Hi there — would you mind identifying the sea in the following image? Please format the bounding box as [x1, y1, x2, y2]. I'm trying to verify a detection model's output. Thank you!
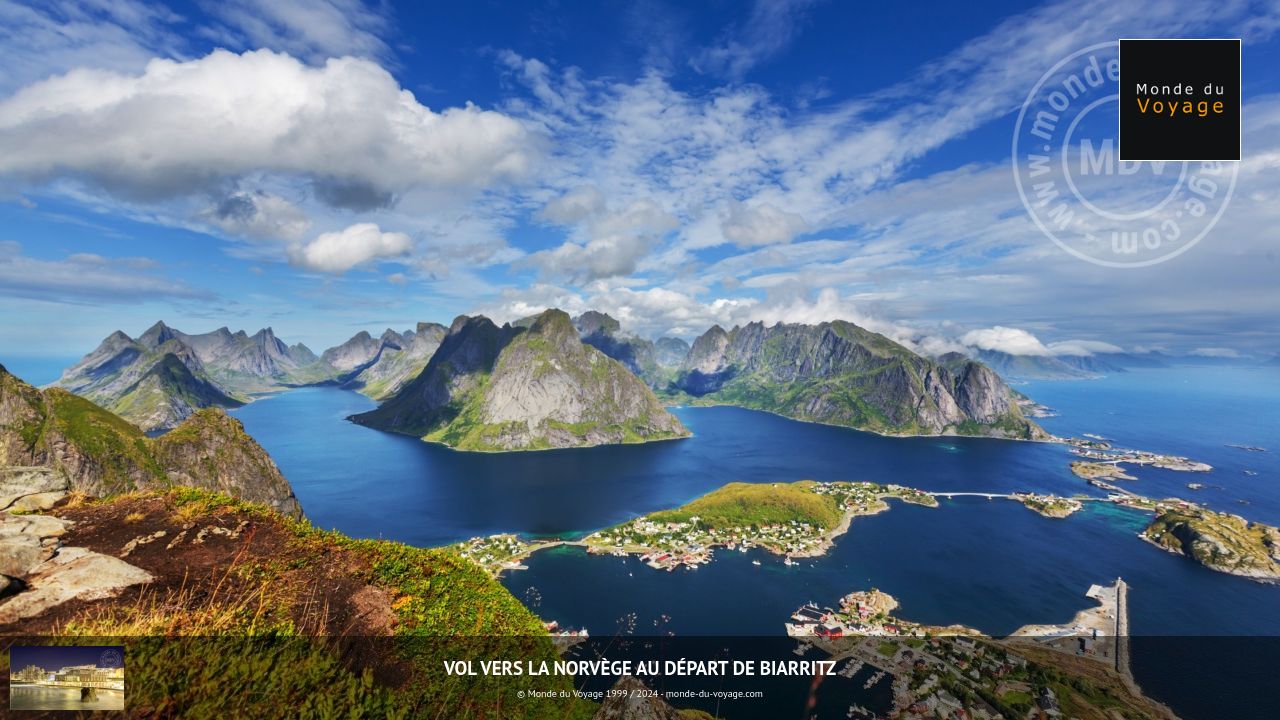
[4, 355, 1278, 719]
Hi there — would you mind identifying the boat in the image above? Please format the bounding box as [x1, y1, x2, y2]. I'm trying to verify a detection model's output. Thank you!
[752, 560, 761, 566]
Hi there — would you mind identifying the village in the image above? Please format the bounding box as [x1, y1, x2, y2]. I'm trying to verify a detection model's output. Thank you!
[782, 582, 1141, 719]
[584, 481, 941, 571]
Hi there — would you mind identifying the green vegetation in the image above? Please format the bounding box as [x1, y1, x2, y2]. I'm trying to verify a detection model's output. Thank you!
[1144, 506, 1280, 579]
[647, 481, 843, 530]
[50, 488, 593, 720]
[45, 388, 168, 493]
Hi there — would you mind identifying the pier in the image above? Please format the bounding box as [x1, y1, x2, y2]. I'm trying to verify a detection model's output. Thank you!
[1115, 577, 1130, 678]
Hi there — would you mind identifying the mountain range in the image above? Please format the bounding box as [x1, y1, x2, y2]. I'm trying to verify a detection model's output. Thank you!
[50, 310, 1058, 447]
[323, 322, 448, 400]
[670, 322, 1045, 439]
[51, 322, 335, 432]
[351, 309, 689, 451]
[572, 311, 688, 388]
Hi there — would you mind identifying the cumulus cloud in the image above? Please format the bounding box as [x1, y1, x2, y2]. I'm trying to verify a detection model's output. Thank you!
[539, 186, 606, 224]
[526, 199, 677, 282]
[0, 49, 537, 206]
[288, 223, 412, 273]
[960, 326, 1052, 356]
[720, 202, 810, 247]
[203, 191, 311, 241]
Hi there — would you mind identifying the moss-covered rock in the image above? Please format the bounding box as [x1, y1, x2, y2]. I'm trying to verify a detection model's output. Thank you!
[1144, 506, 1280, 581]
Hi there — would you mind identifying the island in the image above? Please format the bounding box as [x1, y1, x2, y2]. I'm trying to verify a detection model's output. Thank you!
[582, 481, 937, 569]
[1143, 506, 1280, 582]
[1014, 493, 1084, 518]
[1069, 461, 1136, 481]
[351, 310, 689, 451]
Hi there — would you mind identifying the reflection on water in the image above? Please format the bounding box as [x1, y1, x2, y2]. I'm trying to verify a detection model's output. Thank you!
[9, 684, 126, 710]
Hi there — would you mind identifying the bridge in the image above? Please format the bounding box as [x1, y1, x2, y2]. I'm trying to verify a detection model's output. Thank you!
[931, 492, 1017, 500]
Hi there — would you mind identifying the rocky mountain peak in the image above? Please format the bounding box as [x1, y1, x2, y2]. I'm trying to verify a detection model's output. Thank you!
[138, 321, 178, 349]
[574, 310, 621, 337]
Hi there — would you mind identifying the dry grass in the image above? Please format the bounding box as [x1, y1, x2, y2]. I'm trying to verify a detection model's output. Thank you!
[123, 511, 146, 524]
[56, 548, 326, 638]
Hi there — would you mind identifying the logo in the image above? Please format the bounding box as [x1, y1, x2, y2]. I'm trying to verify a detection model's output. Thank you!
[99, 648, 123, 668]
[1013, 42, 1237, 268]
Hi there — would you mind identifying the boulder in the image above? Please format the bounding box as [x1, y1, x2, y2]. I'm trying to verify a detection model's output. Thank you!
[0, 546, 153, 624]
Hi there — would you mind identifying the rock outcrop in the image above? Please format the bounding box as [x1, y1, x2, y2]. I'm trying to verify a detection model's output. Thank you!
[1, 365, 302, 518]
[1144, 507, 1280, 582]
[593, 676, 683, 720]
[673, 321, 1043, 439]
[353, 310, 689, 451]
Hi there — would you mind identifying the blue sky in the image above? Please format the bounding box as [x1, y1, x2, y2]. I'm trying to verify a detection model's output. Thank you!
[1, 0, 1279, 362]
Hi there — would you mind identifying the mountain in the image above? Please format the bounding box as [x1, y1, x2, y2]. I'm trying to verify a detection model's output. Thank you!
[352, 309, 689, 451]
[671, 322, 1044, 439]
[572, 311, 688, 389]
[974, 349, 1103, 381]
[320, 330, 383, 371]
[172, 325, 336, 392]
[326, 323, 449, 400]
[52, 322, 338, 431]
[1, 365, 301, 517]
[654, 336, 691, 367]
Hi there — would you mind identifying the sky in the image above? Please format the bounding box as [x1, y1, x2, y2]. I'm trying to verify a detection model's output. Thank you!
[1, 0, 1278, 362]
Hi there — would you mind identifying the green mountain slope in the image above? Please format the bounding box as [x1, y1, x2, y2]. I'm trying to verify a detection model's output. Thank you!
[1, 365, 300, 516]
[52, 322, 339, 432]
[353, 309, 689, 451]
[672, 321, 1044, 439]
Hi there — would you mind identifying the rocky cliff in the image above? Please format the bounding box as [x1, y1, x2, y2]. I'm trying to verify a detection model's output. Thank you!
[327, 322, 448, 400]
[1144, 507, 1280, 582]
[673, 321, 1043, 439]
[1, 365, 301, 518]
[573, 311, 686, 389]
[353, 310, 689, 451]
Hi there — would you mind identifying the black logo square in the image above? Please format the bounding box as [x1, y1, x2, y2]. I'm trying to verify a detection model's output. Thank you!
[1119, 39, 1240, 161]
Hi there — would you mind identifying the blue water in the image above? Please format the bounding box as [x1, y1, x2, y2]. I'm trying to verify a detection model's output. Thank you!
[0, 355, 78, 387]
[227, 367, 1280, 719]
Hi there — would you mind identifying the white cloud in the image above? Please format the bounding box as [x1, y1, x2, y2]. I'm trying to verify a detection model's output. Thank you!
[288, 223, 412, 273]
[526, 199, 677, 282]
[720, 202, 810, 247]
[199, 0, 394, 65]
[539, 186, 606, 224]
[691, 0, 821, 78]
[203, 191, 311, 241]
[960, 326, 1052, 356]
[0, 241, 208, 303]
[1046, 339, 1125, 357]
[0, 49, 537, 206]
[1189, 347, 1242, 358]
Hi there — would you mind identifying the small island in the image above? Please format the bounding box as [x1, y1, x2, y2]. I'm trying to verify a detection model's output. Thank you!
[582, 481, 938, 569]
[1070, 461, 1136, 481]
[1014, 493, 1083, 518]
[1143, 506, 1280, 582]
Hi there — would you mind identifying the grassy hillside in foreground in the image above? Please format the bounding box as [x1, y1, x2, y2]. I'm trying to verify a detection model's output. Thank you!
[646, 480, 844, 530]
[3, 488, 593, 720]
